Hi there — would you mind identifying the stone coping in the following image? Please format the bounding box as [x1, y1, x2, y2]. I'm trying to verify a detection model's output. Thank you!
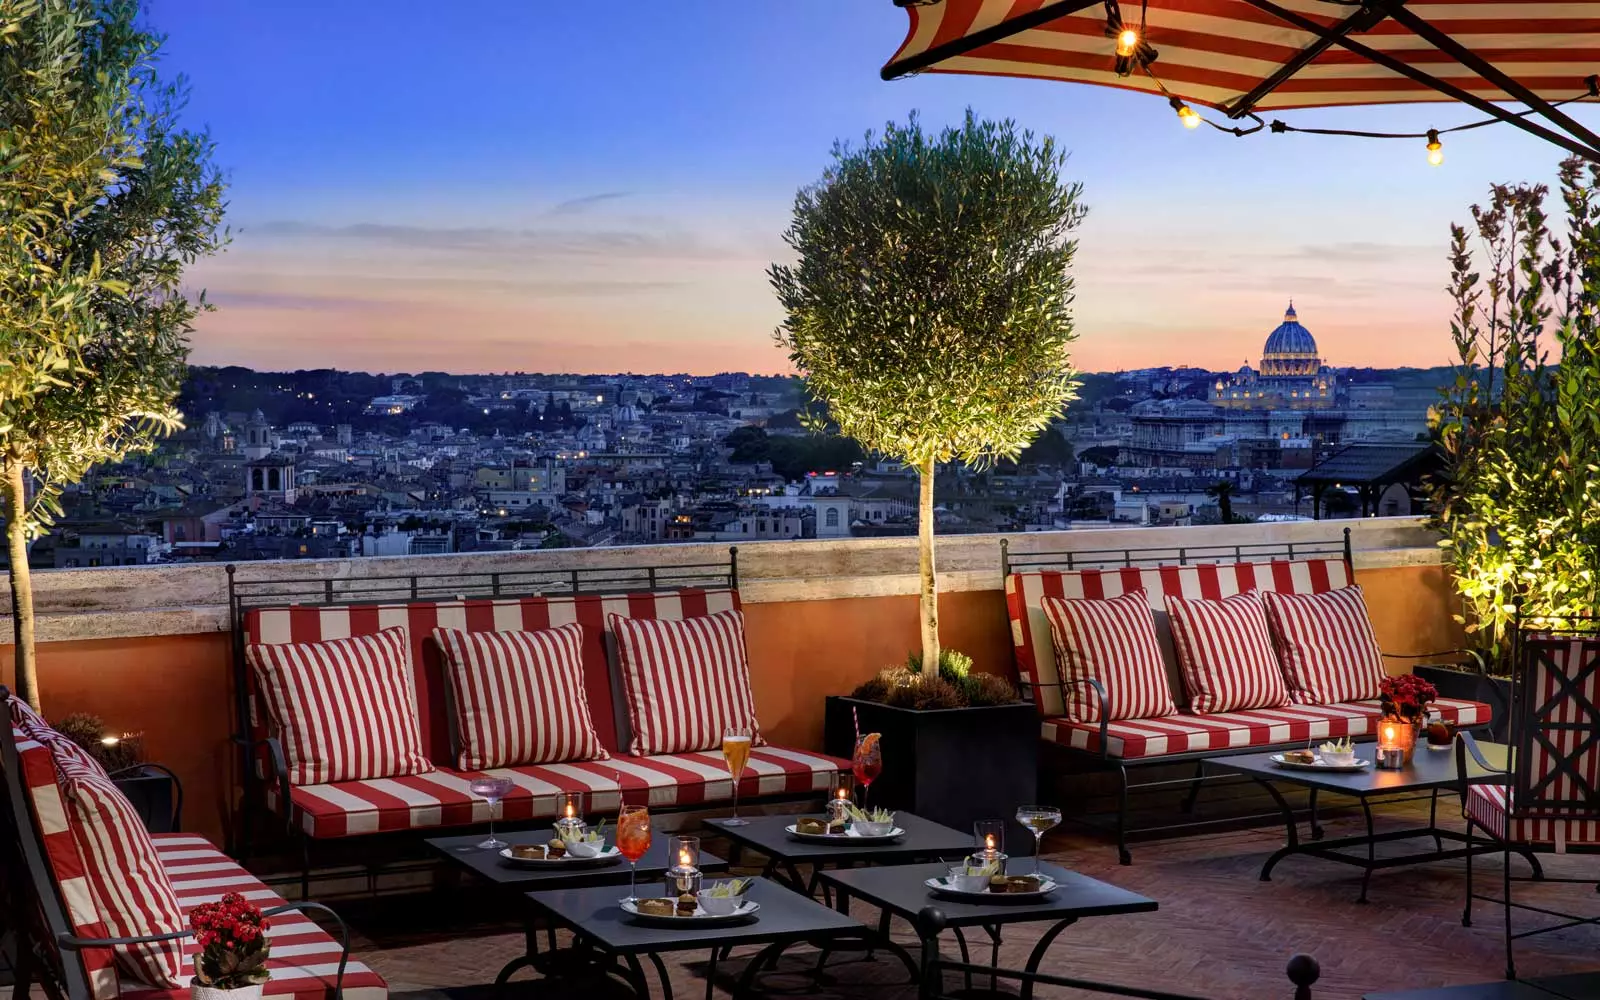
[0, 517, 1445, 643]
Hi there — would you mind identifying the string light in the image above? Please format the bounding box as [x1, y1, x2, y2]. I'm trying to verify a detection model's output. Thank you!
[1426, 129, 1444, 166]
[1116, 27, 1139, 57]
[1170, 96, 1201, 129]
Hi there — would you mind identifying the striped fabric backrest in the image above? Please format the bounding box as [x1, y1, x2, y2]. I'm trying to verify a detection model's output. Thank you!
[243, 588, 741, 761]
[4, 728, 120, 999]
[1005, 559, 1351, 716]
[1513, 632, 1600, 820]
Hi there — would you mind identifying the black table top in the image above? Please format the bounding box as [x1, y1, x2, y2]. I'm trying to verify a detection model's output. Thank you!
[1207, 741, 1509, 795]
[522, 877, 864, 955]
[1364, 976, 1600, 1000]
[706, 812, 975, 863]
[816, 861, 1157, 930]
[425, 828, 727, 889]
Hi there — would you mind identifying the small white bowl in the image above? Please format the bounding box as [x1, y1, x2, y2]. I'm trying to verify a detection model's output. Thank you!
[945, 869, 991, 893]
[1320, 749, 1357, 767]
[565, 838, 605, 859]
[851, 820, 894, 837]
[697, 890, 744, 916]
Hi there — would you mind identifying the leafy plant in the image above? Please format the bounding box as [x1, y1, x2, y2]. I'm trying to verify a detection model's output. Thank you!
[851, 662, 1017, 709]
[1428, 162, 1600, 670]
[190, 892, 270, 989]
[772, 110, 1084, 670]
[53, 713, 139, 771]
[0, 0, 228, 710]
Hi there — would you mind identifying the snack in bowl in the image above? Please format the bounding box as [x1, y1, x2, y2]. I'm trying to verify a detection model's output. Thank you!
[847, 804, 896, 837]
[633, 898, 676, 918]
[795, 817, 831, 836]
[1318, 738, 1358, 767]
[946, 865, 992, 893]
[1282, 749, 1316, 765]
[697, 878, 751, 916]
[564, 819, 607, 858]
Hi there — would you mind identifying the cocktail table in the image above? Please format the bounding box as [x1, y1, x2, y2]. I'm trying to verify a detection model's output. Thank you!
[522, 876, 868, 999]
[425, 828, 729, 986]
[707, 811, 973, 897]
[817, 860, 1157, 1000]
[1205, 741, 1543, 902]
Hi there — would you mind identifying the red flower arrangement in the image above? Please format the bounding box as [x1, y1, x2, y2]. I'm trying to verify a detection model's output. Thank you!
[190, 892, 271, 990]
[1379, 674, 1438, 725]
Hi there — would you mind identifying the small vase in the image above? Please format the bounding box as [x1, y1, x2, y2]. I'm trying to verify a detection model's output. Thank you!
[191, 983, 264, 1000]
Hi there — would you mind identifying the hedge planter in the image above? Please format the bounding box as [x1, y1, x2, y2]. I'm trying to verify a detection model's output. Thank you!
[111, 765, 179, 834]
[1413, 664, 1512, 742]
[824, 695, 1039, 850]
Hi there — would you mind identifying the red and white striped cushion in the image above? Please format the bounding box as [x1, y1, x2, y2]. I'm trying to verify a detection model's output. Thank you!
[1466, 784, 1600, 851]
[1262, 586, 1386, 705]
[1167, 591, 1290, 714]
[433, 624, 609, 769]
[52, 753, 187, 989]
[1041, 590, 1176, 723]
[609, 609, 763, 755]
[7, 698, 110, 778]
[246, 626, 434, 786]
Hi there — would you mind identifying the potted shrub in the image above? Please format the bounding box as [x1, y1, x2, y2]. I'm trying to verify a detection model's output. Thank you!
[189, 892, 271, 1000]
[773, 112, 1083, 835]
[55, 713, 178, 832]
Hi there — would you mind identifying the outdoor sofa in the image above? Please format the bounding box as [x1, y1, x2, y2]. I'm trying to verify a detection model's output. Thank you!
[1002, 530, 1492, 863]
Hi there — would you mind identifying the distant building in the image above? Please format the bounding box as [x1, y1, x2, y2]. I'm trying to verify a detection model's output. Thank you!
[1211, 304, 1341, 410]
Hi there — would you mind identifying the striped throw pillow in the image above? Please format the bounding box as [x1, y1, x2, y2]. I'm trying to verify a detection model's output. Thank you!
[247, 626, 434, 785]
[1167, 591, 1290, 714]
[610, 610, 763, 755]
[433, 624, 610, 769]
[1262, 586, 1386, 705]
[6, 697, 110, 778]
[1041, 590, 1177, 723]
[52, 754, 187, 989]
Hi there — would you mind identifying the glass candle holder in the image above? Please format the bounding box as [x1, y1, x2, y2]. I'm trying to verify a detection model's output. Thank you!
[553, 790, 587, 841]
[827, 771, 854, 826]
[665, 835, 703, 896]
[973, 820, 1008, 864]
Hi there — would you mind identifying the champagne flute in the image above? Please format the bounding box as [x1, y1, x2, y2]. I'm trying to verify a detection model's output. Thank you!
[616, 804, 652, 902]
[721, 726, 753, 827]
[1015, 805, 1062, 875]
[470, 776, 515, 850]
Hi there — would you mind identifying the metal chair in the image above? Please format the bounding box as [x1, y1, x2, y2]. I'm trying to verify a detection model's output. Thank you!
[1458, 622, 1600, 980]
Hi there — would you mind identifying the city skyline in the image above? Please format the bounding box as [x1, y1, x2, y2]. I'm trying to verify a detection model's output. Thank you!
[156, 1, 1596, 375]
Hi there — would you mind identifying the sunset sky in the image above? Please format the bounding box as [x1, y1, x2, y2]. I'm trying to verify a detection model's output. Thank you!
[155, 1, 1597, 376]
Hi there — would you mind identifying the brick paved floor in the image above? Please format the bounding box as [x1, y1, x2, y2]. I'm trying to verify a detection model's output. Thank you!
[328, 799, 1599, 1000]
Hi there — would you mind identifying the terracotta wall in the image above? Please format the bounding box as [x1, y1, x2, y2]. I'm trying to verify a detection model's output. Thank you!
[2, 561, 1462, 847]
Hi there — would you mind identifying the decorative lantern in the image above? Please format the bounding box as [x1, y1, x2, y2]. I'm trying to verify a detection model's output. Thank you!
[1376, 719, 1414, 769]
[554, 791, 587, 842]
[971, 820, 1009, 874]
[827, 771, 854, 828]
[665, 835, 702, 896]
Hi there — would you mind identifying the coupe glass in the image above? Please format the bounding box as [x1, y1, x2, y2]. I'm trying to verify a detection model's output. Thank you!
[616, 804, 652, 901]
[851, 733, 882, 809]
[721, 726, 753, 827]
[1015, 805, 1062, 874]
[469, 776, 515, 850]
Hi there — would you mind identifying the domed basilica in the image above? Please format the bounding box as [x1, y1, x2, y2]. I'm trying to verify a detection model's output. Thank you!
[1210, 304, 1339, 410]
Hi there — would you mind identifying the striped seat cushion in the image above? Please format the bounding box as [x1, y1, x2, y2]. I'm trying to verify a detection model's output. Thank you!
[1007, 558, 1351, 716]
[266, 745, 847, 838]
[122, 834, 388, 1000]
[1262, 586, 1387, 705]
[1167, 591, 1290, 714]
[247, 626, 434, 785]
[610, 609, 764, 755]
[1466, 784, 1600, 851]
[1041, 590, 1176, 722]
[8, 698, 111, 778]
[433, 624, 609, 769]
[1040, 696, 1492, 759]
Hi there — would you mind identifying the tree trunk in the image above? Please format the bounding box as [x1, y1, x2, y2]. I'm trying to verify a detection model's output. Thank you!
[1219, 491, 1233, 524]
[917, 457, 940, 671]
[3, 460, 39, 711]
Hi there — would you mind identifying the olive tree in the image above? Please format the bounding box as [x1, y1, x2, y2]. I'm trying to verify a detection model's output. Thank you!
[1, 0, 226, 709]
[771, 111, 1083, 669]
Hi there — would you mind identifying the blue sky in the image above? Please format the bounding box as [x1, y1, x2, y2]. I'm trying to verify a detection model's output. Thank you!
[156, 1, 1597, 374]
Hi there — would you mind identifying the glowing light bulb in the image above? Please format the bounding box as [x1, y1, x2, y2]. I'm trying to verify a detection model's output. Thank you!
[1426, 129, 1443, 167]
[1116, 27, 1139, 57]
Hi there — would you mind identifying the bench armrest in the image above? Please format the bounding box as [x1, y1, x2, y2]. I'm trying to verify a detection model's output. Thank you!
[234, 735, 294, 832]
[1383, 648, 1489, 675]
[1456, 730, 1509, 782]
[1054, 677, 1111, 756]
[106, 763, 183, 832]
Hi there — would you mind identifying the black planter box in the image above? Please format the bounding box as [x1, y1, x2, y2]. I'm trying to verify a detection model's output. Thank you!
[824, 695, 1039, 852]
[111, 766, 177, 834]
[1414, 663, 1512, 742]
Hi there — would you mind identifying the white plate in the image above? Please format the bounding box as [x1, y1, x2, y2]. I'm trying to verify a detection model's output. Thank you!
[1269, 753, 1372, 773]
[499, 845, 622, 867]
[925, 875, 1058, 902]
[784, 824, 905, 845]
[620, 898, 760, 926]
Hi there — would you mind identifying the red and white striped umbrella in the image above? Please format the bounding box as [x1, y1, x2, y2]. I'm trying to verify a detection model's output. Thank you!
[883, 0, 1600, 157]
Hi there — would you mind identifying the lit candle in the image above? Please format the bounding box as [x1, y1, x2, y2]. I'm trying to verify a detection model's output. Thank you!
[565, 802, 575, 819]
[678, 848, 692, 868]
[1379, 722, 1399, 749]
[837, 787, 848, 800]
[985, 834, 995, 852]
[100, 736, 119, 747]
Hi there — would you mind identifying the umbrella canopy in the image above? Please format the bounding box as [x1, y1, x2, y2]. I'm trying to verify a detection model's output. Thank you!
[883, 0, 1600, 158]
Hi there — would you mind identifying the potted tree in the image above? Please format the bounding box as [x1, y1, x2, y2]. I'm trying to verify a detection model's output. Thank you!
[1426, 164, 1600, 740]
[771, 111, 1085, 833]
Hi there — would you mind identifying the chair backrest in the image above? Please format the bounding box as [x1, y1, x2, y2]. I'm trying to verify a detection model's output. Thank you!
[1005, 559, 1351, 716]
[240, 587, 741, 764]
[0, 688, 111, 1000]
[1510, 627, 1600, 821]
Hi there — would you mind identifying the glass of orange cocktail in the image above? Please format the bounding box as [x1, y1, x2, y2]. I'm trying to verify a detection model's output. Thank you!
[721, 726, 753, 827]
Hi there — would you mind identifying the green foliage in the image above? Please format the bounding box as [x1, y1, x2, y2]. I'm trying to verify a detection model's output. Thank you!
[905, 647, 973, 681]
[1076, 445, 1119, 467]
[1428, 163, 1600, 669]
[770, 110, 1084, 470]
[720, 425, 865, 481]
[53, 712, 139, 770]
[856, 650, 1018, 708]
